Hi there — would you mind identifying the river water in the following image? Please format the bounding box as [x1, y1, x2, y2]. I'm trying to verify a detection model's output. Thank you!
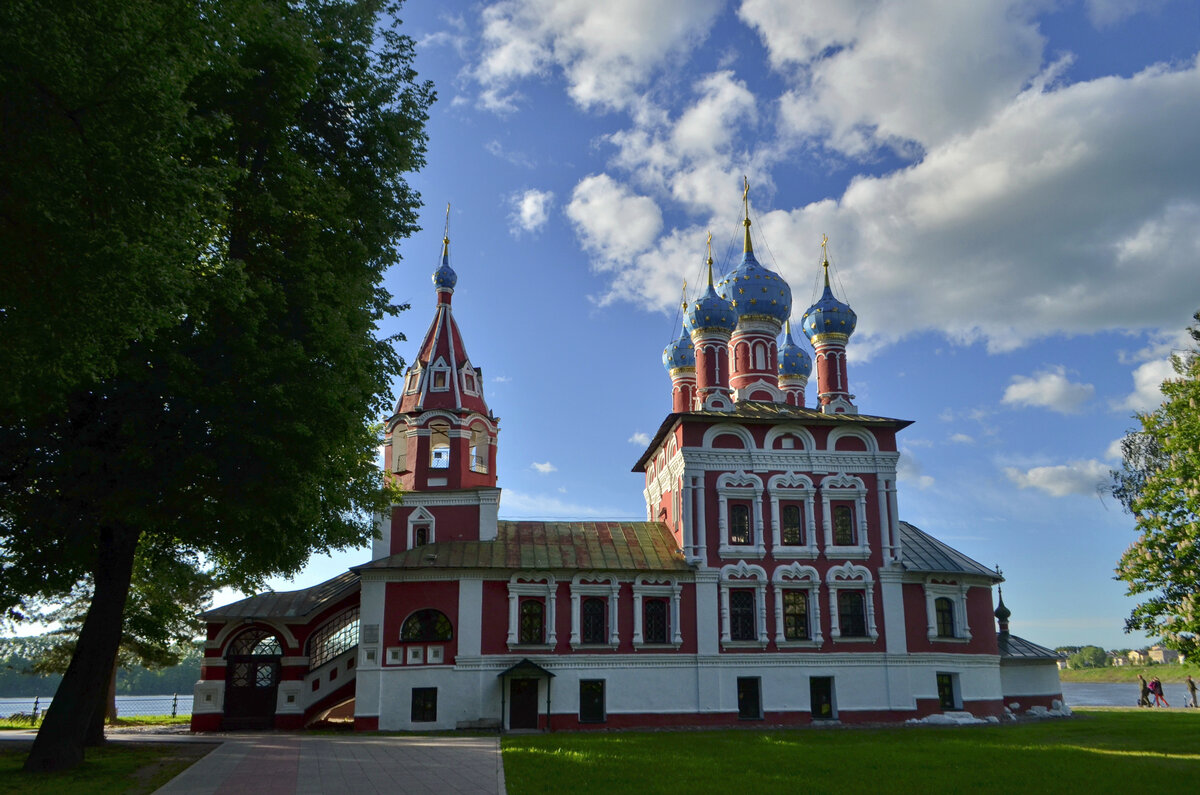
[0, 694, 192, 719]
[1061, 681, 1194, 707]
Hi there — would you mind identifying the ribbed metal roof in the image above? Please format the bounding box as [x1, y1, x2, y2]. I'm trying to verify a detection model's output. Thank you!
[998, 633, 1063, 661]
[358, 521, 691, 573]
[899, 522, 1001, 580]
[633, 403, 912, 472]
[201, 571, 359, 621]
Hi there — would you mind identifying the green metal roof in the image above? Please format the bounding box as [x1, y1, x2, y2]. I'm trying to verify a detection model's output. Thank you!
[357, 521, 691, 573]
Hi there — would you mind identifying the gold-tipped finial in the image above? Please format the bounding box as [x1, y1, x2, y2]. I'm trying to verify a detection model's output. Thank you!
[440, 202, 451, 260]
[820, 233, 830, 286]
[785, 318, 792, 337]
[680, 279, 688, 312]
[705, 231, 715, 286]
[742, 176, 753, 253]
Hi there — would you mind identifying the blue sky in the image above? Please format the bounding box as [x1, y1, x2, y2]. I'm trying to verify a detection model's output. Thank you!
[235, 0, 1200, 652]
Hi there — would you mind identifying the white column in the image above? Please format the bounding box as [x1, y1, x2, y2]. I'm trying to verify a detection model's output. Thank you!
[671, 584, 683, 645]
[569, 590, 581, 646]
[546, 586, 558, 646]
[506, 589, 519, 646]
[632, 589, 644, 644]
[877, 479, 892, 561]
[719, 584, 731, 643]
[696, 480, 708, 566]
[683, 479, 695, 560]
[887, 482, 901, 561]
[773, 585, 785, 644]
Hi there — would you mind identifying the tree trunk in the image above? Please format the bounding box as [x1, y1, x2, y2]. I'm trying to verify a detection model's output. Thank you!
[24, 525, 139, 772]
[84, 659, 118, 747]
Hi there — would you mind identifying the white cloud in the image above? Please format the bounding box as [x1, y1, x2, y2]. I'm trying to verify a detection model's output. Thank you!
[485, 140, 535, 168]
[1002, 367, 1095, 414]
[949, 433, 974, 444]
[897, 449, 934, 489]
[1117, 357, 1174, 412]
[1104, 437, 1125, 462]
[500, 489, 627, 518]
[493, 375, 512, 383]
[1085, 0, 1169, 28]
[473, 0, 723, 112]
[628, 431, 651, 446]
[1004, 460, 1111, 497]
[531, 461, 557, 474]
[509, 188, 554, 236]
[566, 174, 663, 265]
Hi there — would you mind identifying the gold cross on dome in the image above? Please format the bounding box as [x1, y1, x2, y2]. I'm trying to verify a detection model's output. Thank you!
[821, 233, 828, 256]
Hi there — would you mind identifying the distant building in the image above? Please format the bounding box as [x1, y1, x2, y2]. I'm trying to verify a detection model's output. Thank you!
[1128, 649, 1149, 665]
[191, 194, 1063, 732]
[1149, 645, 1180, 664]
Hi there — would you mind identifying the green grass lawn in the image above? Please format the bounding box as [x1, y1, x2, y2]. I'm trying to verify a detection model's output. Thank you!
[0, 742, 213, 795]
[502, 708, 1200, 795]
[0, 714, 189, 731]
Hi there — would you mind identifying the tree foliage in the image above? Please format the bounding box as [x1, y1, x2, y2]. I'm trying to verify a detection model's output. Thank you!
[1067, 645, 1109, 669]
[1, 0, 431, 771]
[1112, 311, 1200, 659]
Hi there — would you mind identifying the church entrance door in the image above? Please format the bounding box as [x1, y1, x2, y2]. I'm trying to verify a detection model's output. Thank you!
[223, 629, 283, 730]
[509, 679, 539, 729]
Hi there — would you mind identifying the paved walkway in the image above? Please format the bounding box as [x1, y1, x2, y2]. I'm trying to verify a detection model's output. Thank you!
[0, 730, 506, 795]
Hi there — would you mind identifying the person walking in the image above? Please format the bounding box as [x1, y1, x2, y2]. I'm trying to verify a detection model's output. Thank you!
[1186, 675, 1198, 708]
[1138, 674, 1151, 707]
[1150, 676, 1169, 707]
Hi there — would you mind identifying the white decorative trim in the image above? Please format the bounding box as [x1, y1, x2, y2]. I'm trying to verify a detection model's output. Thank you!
[827, 562, 878, 641]
[719, 562, 768, 648]
[826, 426, 879, 453]
[762, 425, 817, 451]
[701, 423, 756, 450]
[924, 578, 973, 641]
[569, 573, 620, 650]
[716, 470, 766, 558]
[820, 473, 871, 557]
[767, 472, 818, 557]
[507, 573, 557, 650]
[212, 620, 298, 653]
[772, 563, 823, 645]
[407, 506, 435, 548]
[632, 576, 683, 649]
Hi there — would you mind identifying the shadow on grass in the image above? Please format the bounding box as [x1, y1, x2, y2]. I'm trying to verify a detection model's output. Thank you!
[502, 709, 1200, 795]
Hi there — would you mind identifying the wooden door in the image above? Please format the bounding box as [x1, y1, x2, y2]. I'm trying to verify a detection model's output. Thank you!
[509, 678, 539, 729]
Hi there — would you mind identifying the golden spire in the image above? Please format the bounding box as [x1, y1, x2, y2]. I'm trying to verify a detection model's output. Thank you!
[706, 231, 715, 287]
[441, 202, 451, 261]
[742, 176, 753, 253]
[785, 318, 792, 337]
[680, 279, 688, 312]
[821, 233, 830, 287]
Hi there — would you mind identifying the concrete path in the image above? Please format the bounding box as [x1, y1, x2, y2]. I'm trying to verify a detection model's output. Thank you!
[0, 730, 506, 795]
[156, 733, 506, 795]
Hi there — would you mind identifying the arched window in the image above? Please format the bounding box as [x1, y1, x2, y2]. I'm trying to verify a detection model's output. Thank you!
[227, 629, 282, 657]
[781, 505, 803, 545]
[783, 591, 810, 641]
[519, 600, 544, 645]
[391, 423, 408, 473]
[934, 597, 956, 638]
[643, 598, 668, 644]
[469, 427, 489, 473]
[429, 422, 450, 468]
[307, 608, 360, 670]
[837, 590, 867, 638]
[581, 597, 606, 644]
[729, 590, 756, 641]
[400, 609, 453, 642]
[833, 505, 855, 546]
[729, 504, 751, 546]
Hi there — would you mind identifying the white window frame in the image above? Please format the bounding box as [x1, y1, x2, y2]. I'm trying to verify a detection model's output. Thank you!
[632, 576, 683, 649]
[720, 562, 768, 649]
[461, 363, 479, 395]
[717, 471, 765, 559]
[406, 507, 435, 549]
[821, 473, 871, 558]
[428, 356, 451, 392]
[404, 368, 420, 394]
[507, 573, 557, 650]
[570, 573, 620, 650]
[925, 578, 972, 642]
[826, 562, 878, 641]
[773, 563, 823, 646]
[768, 473, 818, 558]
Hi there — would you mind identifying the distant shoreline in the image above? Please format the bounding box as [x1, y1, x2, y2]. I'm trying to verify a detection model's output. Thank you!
[1058, 662, 1199, 683]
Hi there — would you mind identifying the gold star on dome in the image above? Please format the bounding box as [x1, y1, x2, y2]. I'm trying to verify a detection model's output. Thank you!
[738, 288, 745, 294]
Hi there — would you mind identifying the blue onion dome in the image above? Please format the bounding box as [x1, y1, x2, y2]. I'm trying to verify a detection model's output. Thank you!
[686, 259, 737, 335]
[432, 236, 457, 290]
[714, 196, 791, 324]
[777, 320, 812, 378]
[802, 255, 856, 342]
[662, 317, 696, 373]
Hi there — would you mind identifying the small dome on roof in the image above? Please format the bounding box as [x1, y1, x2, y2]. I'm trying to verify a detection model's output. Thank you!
[686, 254, 737, 335]
[777, 321, 812, 379]
[433, 237, 457, 290]
[716, 249, 792, 325]
[662, 319, 696, 373]
[802, 257, 856, 342]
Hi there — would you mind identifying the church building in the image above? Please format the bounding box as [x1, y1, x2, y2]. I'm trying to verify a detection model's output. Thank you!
[191, 193, 1062, 732]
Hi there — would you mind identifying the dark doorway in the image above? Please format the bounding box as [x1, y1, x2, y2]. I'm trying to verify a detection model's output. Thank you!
[509, 678, 539, 729]
[737, 677, 762, 720]
[223, 629, 283, 730]
[810, 676, 835, 720]
[579, 680, 605, 724]
[937, 673, 957, 710]
[411, 687, 438, 722]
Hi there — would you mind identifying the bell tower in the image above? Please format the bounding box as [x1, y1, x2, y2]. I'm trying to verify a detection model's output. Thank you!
[379, 209, 501, 557]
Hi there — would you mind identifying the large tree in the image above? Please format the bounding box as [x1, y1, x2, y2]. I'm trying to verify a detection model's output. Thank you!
[0, 0, 430, 771]
[1112, 311, 1200, 659]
